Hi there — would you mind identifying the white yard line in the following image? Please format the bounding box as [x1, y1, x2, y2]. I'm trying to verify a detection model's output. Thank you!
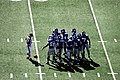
[7, 38, 10, 42]
[68, 72, 71, 77]
[11, 0, 21, 1]
[27, 0, 43, 80]
[54, 73, 57, 77]
[10, 73, 13, 78]
[97, 73, 100, 77]
[88, 0, 116, 80]
[34, 0, 47, 1]
[114, 39, 117, 42]
[83, 73, 86, 77]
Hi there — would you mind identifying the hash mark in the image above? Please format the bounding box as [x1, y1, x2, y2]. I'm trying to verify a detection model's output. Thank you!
[7, 38, 10, 42]
[24, 73, 28, 78]
[97, 73, 100, 77]
[21, 38, 23, 42]
[10, 73, 13, 78]
[83, 73, 85, 77]
[114, 39, 117, 42]
[54, 73, 57, 77]
[68, 72, 71, 77]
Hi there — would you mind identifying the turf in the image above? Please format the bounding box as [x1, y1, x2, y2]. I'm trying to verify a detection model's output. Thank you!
[0, 0, 120, 80]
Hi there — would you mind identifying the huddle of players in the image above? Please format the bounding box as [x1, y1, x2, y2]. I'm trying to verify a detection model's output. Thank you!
[42, 28, 91, 65]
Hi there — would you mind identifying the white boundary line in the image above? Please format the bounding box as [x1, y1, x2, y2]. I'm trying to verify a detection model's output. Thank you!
[27, 0, 43, 80]
[88, 0, 116, 80]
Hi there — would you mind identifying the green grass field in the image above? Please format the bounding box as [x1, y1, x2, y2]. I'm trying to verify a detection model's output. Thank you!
[0, 0, 120, 80]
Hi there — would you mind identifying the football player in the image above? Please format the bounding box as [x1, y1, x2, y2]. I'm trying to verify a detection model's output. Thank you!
[66, 38, 73, 64]
[25, 32, 33, 59]
[73, 38, 81, 61]
[81, 31, 91, 60]
[42, 34, 56, 64]
[53, 28, 59, 41]
[71, 28, 76, 35]
[77, 33, 82, 59]
[71, 28, 77, 41]
[70, 28, 77, 59]
[61, 28, 68, 55]
[55, 33, 63, 63]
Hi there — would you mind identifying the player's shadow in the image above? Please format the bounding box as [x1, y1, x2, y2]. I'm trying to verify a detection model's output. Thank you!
[48, 57, 100, 72]
[49, 63, 75, 73]
[89, 59, 100, 67]
[78, 58, 100, 70]
[28, 58, 44, 67]
[48, 58, 83, 73]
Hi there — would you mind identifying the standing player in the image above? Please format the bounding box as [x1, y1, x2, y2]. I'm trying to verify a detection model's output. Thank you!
[53, 28, 59, 41]
[73, 38, 81, 61]
[61, 28, 68, 55]
[70, 28, 77, 59]
[55, 34, 63, 63]
[81, 31, 91, 60]
[66, 39, 73, 65]
[42, 34, 56, 64]
[25, 32, 33, 59]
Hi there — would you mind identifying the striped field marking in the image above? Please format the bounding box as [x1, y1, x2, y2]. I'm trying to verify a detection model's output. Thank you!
[10, 73, 13, 78]
[7, 38, 10, 42]
[88, 0, 117, 80]
[27, 0, 43, 80]
[68, 72, 71, 78]
[114, 39, 117, 42]
[24, 73, 28, 78]
[11, 0, 21, 1]
[21, 38, 24, 42]
[54, 73, 57, 77]
[34, 0, 48, 1]
[97, 73, 100, 77]
[83, 73, 86, 77]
